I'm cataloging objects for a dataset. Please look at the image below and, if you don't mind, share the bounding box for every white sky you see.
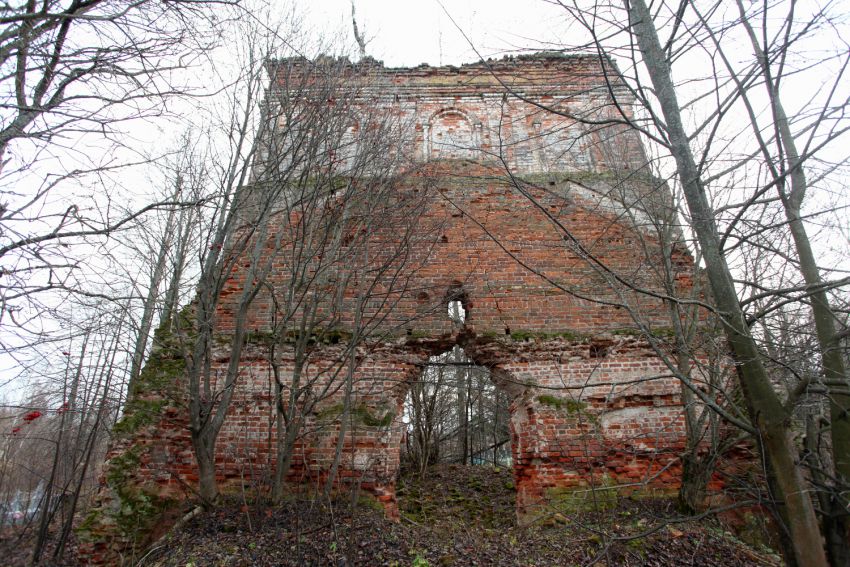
[296,0,569,66]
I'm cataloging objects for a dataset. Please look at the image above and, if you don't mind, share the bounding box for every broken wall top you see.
[229,53,691,346]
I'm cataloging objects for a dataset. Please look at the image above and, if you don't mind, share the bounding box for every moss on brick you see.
[77,445,175,551]
[537,394,587,414]
[546,477,618,513]
[610,327,676,339]
[316,402,394,428]
[508,329,584,342]
[356,492,386,512]
[112,399,166,436]
[353,404,394,427]
[115,324,185,438]
[129,340,184,398]
[78,322,186,555]
[315,402,345,422]
[406,330,431,340]
[243,327,354,346]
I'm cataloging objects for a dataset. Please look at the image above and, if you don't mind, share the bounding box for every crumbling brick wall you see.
[79,54,709,563]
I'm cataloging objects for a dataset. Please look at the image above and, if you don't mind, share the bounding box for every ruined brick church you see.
[81,54,702,561]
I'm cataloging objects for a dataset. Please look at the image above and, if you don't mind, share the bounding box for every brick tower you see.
[79,54,700,563]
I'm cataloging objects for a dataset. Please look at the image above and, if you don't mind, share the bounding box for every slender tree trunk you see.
[273,356,305,502]
[456,356,468,465]
[192,434,219,506]
[324,356,355,496]
[625,1,827,564]
[129,200,179,389]
[161,206,193,329]
[731,6,850,562]
[31,335,89,565]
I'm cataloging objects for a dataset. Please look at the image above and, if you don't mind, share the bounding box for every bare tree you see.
[438,0,849,563]
[532,1,846,563]
[253,57,425,499]
[174,14,426,503]
[0,0,222,357]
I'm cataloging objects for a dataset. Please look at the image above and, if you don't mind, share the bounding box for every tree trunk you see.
[625,1,827,564]
[192,433,219,507]
[731,6,850,562]
[129,201,178,389]
[455,347,469,466]
[273,358,304,502]
[678,451,715,514]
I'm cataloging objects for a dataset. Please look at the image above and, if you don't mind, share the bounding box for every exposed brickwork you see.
[80,55,710,563]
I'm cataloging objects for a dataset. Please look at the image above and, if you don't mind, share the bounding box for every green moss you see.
[79,314,185,550]
[78,446,175,548]
[130,346,184,398]
[108,449,173,541]
[546,478,618,513]
[316,402,345,421]
[508,330,583,342]
[610,327,676,339]
[112,399,166,436]
[244,327,354,346]
[356,493,386,512]
[627,486,678,501]
[353,404,394,427]
[537,395,587,414]
[610,328,642,337]
[117,325,185,437]
[316,402,394,427]
[406,330,431,340]
[649,327,676,339]
[243,329,278,345]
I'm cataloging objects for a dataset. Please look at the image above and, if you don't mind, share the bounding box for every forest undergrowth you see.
[130,464,781,567]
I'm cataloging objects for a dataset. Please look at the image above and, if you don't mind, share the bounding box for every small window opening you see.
[448,300,466,324]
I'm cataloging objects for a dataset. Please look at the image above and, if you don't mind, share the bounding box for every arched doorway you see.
[401,346,512,477]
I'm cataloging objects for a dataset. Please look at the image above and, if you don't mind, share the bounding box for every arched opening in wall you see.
[448,299,465,324]
[400,347,511,478]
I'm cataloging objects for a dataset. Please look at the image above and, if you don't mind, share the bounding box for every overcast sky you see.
[296,0,570,66]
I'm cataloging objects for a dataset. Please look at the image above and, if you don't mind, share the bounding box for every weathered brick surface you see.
[80,55,710,563]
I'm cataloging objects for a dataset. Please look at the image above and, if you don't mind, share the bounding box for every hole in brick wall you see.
[446,282,468,324]
[448,300,465,323]
[417,291,430,304]
[505,327,511,335]
[589,342,610,359]
[589,344,606,358]
[401,347,512,471]
[440,235,449,243]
